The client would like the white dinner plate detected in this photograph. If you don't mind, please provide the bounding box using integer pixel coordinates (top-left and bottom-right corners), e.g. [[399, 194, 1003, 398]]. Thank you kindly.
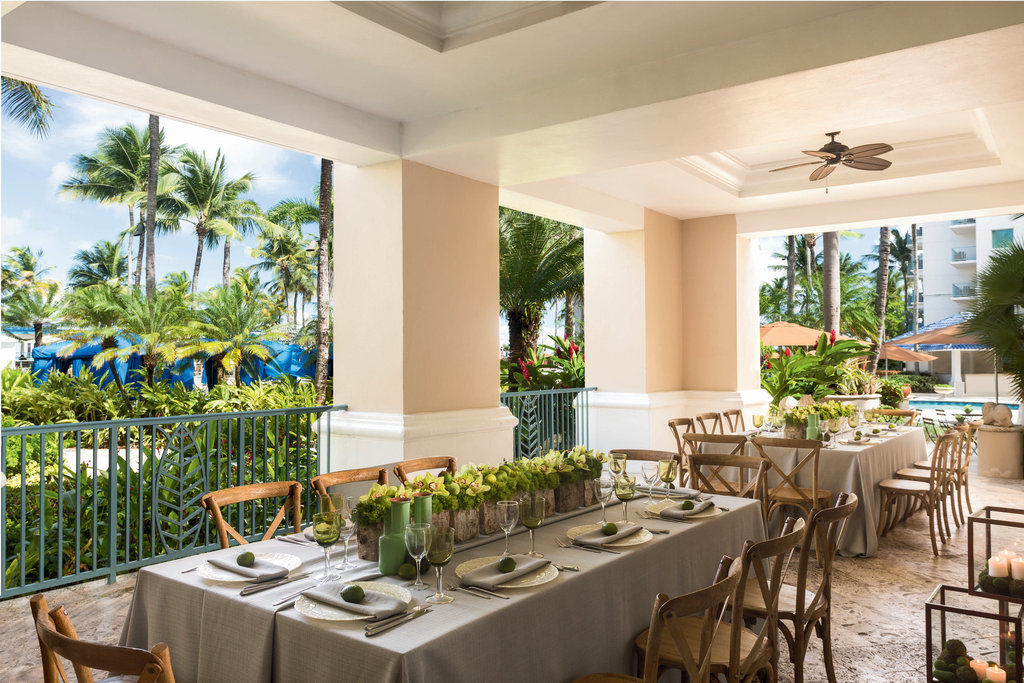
[[454, 555, 559, 589], [645, 499, 723, 519], [294, 581, 413, 622], [840, 439, 877, 446], [565, 523, 653, 548], [196, 552, 302, 583]]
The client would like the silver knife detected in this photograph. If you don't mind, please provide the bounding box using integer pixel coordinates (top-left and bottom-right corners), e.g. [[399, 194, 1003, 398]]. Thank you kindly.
[[458, 584, 509, 600], [365, 607, 431, 637], [363, 605, 429, 631], [239, 571, 313, 596]]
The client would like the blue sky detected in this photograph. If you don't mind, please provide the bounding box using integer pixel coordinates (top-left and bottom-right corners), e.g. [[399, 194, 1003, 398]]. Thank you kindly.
[[2, 86, 322, 292]]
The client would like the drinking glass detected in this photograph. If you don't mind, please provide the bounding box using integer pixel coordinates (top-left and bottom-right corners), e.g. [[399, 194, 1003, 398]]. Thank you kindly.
[[598, 474, 614, 523], [657, 458, 679, 501], [332, 495, 356, 569], [404, 523, 430, 591], [520, 495, 546, 558], [828, 418, 842, 448], [848, 411, 860, 429], [497, 500, 520, 558], [609, 452, 627, 478], [426, 525, 455, 605], [312, 509, 341, 582], [752, 414, 764, 432], [615, 475, 636, 523], [641, 462, 659, 503]]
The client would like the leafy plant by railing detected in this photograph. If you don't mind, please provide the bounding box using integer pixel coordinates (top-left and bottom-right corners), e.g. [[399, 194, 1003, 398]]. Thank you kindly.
[[760, 332, 870, 405], [501, 334, 585, 392]]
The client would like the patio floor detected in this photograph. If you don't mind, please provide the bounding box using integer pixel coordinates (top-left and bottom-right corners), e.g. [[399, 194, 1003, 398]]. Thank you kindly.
[[3, 461, 1022, 682]]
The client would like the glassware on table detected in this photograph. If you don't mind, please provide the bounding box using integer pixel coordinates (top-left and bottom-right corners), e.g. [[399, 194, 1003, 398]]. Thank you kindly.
[[497, 500, 520, 558], [609, 452, 627, 478], [404, 522, 430, 591], [641, 462, 659, 503], [828, 418, 842, 447], [520, 495, 546, 558], [657, 458, 679, 500], [312, 508, 341, 582], [598, 474, 614, 523], [772, 410, 786, 432], [752, 413, 764, 432], [330, 494, 357, 569], [614, 475, 636, 523], [426, 525, 455, 604], [848, 411, 860, 429]]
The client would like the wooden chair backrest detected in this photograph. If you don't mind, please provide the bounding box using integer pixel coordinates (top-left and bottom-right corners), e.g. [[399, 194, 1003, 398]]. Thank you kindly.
[[723, 409, 745, 432], [201, 481, 302, 549], [788, 493, 859, 621], [681, 433, 756, 493], [695, 412, 725, 435], [394, 457, 456, 484], [312, 467, 388, 498], [750, 436, 823, 513], [928, 432, 958, 490], [875, 409, 919, 426], [642, 556, 742, 682], [668, 418, 697, 457], [31, 594, 174, 683], [964, 419, 982, 463]]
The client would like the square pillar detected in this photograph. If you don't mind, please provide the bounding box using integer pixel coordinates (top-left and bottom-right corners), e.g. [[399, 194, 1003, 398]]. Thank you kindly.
[[329, 160, 516, 470]]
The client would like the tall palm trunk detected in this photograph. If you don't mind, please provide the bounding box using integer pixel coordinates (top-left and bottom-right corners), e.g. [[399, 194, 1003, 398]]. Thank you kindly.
[[134, 231, 145, 287], [191, 228, 206, 295], [868, 226, 891, 372], [101, 337, 133, 413], [507, 309, 541, 387], [822, 231, 840, 333], [563, 294, 574, 339], [222, 238, 231, 288], [145, 114, 160, 298], [293, 291, 299, 326], [33, 321, 43, 348], [126, 205, 135, 285], [786, 235, 796, 315], [901, 265, 909, 330], [314, 158, 333, 405], [911, 224, 919, 335]]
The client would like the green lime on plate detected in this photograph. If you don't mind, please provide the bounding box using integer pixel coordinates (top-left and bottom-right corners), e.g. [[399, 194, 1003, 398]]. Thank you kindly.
[[397, 563, 416, 580], [497, 557, 517, 573], [236, 551, 255, 567], [680, 500, 695, 511], [341, 584, 365, 603], [601, 522, 618, 536]]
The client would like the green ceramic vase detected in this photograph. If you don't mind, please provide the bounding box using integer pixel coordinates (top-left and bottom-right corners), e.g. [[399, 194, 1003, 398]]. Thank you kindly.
[[412, 492, 433, 525], [378, 497, 411, 575]]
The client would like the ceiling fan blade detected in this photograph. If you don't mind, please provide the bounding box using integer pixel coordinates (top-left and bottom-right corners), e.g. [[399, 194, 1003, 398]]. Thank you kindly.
[[802, 150, 836, 159], [768, 161, 823, 173], [842, 157, 892, 171], [810, 164, 835, 181], [844, 143, 893, 158]]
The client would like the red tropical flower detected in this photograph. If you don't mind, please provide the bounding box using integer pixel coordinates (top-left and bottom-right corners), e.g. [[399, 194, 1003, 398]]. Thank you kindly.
[[829, 329, 837, 345], [783, 347, 791, 357], [765, 361, 772, 369]]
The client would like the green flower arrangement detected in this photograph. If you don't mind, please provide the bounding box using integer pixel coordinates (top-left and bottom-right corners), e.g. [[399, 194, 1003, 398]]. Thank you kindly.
[[403, 472, 454, 510], [447, 465, 491, 510], [783, 401, 856, 426], [354, 483, 410, 525]]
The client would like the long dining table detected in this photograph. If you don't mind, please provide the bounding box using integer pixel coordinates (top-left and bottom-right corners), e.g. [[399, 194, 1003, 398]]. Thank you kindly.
[[120, 493, 765, 682]]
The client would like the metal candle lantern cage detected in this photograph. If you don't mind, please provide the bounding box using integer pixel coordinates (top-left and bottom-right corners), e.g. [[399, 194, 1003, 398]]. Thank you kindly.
[[925, 584, 1023, 682], [968, 506, 1024, 604]]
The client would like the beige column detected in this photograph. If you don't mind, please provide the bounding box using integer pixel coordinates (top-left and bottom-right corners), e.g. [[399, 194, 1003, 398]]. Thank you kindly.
[[586, 211, 767, 452], [330, 160, 516, 470]]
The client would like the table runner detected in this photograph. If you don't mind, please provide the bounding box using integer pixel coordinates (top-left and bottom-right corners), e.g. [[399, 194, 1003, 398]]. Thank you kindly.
[[121, 495, 764, 682]]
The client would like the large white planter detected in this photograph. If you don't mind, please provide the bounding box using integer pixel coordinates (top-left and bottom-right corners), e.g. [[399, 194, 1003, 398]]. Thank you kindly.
[[935, 386, 955, 396], [821, 394, 881, 412]]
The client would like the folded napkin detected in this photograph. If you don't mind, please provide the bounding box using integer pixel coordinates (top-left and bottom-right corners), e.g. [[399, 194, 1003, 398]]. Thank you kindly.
[[659, 499, 714, 521], [207, 555, 289, 582], [302, 581, 406, 620], [462, 555, 550, 590], [574, 522, 643, 547]]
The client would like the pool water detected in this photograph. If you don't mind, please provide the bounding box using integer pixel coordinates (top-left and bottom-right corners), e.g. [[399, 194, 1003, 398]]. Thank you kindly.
[[909, 399, 1019, 411]]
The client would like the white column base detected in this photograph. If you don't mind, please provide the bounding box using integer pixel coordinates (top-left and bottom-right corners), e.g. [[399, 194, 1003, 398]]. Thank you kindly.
[[589, 389, 771, 452], [326, 406, 518, 473]]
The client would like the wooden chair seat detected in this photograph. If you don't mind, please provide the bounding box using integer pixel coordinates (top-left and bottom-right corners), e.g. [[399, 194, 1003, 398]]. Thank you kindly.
[[896, 467, 932, 483], [635, 616, 761, 673], [768, 484, 833, 504], [741, 579, 816, 618], [913, 459, 935, 470], [878, 478, 930, 493]]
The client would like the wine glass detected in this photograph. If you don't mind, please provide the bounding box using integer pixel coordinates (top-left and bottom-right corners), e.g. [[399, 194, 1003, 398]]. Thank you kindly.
[[615, 475, 636, 523], [332, 495, 356, 569], [609, 452, 627, 478], [312, 508, 341, 582], [404, 522, 430, 591], [752, 414, 764, 433], [598, 474, 614, 523], [426, 525, 455, 605], [848, 411, 860, 430], [828, 418, 842, 448], [520, 495, 546, 558], [657, 458, 679, 501], [641, 462, 659, 503], [497, 500, 520, 558]]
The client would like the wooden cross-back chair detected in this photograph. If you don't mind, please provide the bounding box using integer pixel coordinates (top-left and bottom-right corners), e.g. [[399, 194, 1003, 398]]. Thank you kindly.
[[668, 418, 697, 457], [312, 466, 388, 499], [31, 594, 175, 683], [695, 412, 725, 435], [913, 421, 977, 526], [201, 481, 302, 549], [682, 433, 757, 494], [750, 436, 832, 532], [394, 456, 456, 484], [740, 493, 859, 683], [608, 449, 685, 486], [874, 408, 919, 426], [723, 409, 745, 433], [636, 518, 804, 682]]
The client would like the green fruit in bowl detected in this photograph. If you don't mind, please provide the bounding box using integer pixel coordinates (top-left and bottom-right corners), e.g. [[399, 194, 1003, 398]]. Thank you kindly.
[[497, 557, 517, 573], [341, 584, 365, 603], [681, 500, 695, 511], [601, 522, 618, 536], [397, 563, 416, 580], [236, 551, 255, 567]]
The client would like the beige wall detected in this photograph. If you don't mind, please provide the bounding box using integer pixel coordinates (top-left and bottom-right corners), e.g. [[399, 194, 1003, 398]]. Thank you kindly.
[[643, 209, 686, 393]]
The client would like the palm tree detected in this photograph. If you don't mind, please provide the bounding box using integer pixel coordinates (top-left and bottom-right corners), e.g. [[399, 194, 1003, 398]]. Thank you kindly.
[[160, 271, 192, 298], [164, 149, 262, 292], [180, 282, 285, 386], [911, 224, 920, 334], [786, 235, 797, 315], [822, 231, 840, 333], [499, 208, 583, 378], [316, 162, 334, 404], [67, 239, 129, 289], [2, 246, 55, 299], [885, 228, 914, 329], [1, 77, 53, 137], [965, 239, 1024, 404], [145, 114, 161, 298], [61, 285, 134, 410], [867, 226, 891, 372], [3, 286, 60, 346], [249, 226, 310, 324]]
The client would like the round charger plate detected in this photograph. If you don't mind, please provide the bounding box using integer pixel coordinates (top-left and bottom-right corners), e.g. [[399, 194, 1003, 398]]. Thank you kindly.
[[565, 523, 653, 548], [454, 555, 558, 589], [196, 552, 302, 583], [294, 581, 413, 622], [644, 499, 723, 519], [840, 439, 877, 446]]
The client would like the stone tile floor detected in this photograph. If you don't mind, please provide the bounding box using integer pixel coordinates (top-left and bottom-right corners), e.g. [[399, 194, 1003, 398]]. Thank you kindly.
[[2, 466, 1022, 682]]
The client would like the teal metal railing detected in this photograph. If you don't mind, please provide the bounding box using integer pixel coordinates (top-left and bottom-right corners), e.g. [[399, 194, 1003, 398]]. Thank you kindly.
[[1, 405, 345, 599], [500, 387, 595, 459]]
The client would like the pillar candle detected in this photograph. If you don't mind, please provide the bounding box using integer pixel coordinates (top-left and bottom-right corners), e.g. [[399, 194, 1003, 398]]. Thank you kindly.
[[970, 660, 990, 678], [986, 665, 1006, 683], [990, 556, 1010, 578], [1012, 557, 1024, 580]]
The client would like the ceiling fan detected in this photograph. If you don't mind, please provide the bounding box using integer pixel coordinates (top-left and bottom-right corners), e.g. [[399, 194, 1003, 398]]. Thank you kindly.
[[769, 132, 893, 181]]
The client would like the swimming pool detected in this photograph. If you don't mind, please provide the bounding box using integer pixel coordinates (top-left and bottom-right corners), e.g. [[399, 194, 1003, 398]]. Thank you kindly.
[[909, 399, 1019, 411]]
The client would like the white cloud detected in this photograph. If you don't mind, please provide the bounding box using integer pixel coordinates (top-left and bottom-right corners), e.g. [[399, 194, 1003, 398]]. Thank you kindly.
[[1, 210, 32, 243], [47, 161, 73, 193]]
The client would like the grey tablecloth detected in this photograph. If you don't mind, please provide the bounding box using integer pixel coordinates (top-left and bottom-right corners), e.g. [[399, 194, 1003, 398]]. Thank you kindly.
[[702, 427, 927, 557], [120, 496, 765, 682]]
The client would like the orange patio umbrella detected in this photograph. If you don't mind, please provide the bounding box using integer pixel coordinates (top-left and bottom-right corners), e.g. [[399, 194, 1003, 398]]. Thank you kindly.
[[890, 323, 980, 346], [760, 321, 847, 347], [877, 344, 938, 363]]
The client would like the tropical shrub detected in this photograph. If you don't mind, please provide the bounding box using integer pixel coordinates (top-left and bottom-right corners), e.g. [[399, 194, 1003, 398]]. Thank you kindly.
[[879, 379, 905, 408], [888, 373, 939, 393], [783, 401, 856, 426], [760, 332, 870, 405], [501, 334, 585, 392]]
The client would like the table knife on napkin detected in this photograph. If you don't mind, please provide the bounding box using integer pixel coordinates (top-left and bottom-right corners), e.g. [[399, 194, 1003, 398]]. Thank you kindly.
[[364, 607, 431, 637]]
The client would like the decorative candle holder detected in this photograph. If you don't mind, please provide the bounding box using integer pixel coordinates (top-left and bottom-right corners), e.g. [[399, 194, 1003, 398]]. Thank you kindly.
[[968, 506, 1024, 604], [926, 584, 1023, 682]]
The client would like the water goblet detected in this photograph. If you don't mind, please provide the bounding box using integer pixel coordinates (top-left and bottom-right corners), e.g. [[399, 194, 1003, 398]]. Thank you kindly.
[[609, 452, 627, 478], [641, 462, 659, 503], [828, 418, 842, 448], [331, 495, 356, 569], [615, 475, 636, 523], [520, 495, 546, 558], [848, 411, 860, 430], [404, 522, 430, 591], [657, 458, 679, 501], [598, 474, 614, 523], [312, 508, 341, 582], [497, 500, 520, 558], [752, 413, 764, 433], [426, 525, 455, 604]]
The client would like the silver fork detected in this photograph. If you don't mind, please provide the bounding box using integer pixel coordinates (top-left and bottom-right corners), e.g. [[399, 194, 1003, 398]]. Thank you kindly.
[[554, 538, 601, 553], [448, 583, 491, 599]]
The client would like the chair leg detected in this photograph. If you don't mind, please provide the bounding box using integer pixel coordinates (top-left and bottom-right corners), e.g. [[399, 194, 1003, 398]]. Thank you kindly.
[[926, 500, 939, 556], [963, 472, 973, 514], [877, 491, 890, 539], [818, 615, 838, 683], [940, 490, 952, 540]]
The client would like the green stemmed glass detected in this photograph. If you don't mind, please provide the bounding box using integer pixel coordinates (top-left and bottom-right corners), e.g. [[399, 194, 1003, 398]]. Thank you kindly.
[[312, 510, 341, 583], [615, 475, 636, 523], [426, 525, 455, 605], [521, 495, 546, 558], [657, 458, 679, 501]]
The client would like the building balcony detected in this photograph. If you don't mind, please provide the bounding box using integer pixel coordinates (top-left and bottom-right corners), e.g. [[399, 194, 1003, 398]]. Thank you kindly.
[[952, 282, 977, 299], [950, 218, 977, 234], [950, 246, 977, 265]]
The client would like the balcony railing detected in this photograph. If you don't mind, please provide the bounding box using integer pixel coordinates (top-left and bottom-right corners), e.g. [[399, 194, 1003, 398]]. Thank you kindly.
[[951, 246, 977, 262], [952, 283, 977, 298], [1, 405, 345, 599], [500, 387, 595, 460]]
